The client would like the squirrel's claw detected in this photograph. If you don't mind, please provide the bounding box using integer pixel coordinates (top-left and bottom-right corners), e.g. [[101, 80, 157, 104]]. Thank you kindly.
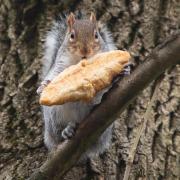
[[112, 63, 132, 84], [36, 85, 45, 95], [36, 80, 51, 95], [120, 63, 132, 76], [61, 122, 78, 140]]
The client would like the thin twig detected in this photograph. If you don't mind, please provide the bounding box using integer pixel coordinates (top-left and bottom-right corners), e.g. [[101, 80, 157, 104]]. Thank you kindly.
[[123, 75, 164, 180]]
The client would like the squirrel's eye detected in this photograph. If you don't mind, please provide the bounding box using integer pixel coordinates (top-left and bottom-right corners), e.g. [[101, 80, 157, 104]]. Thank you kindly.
[[69, 31, 75, 42], [70, 33, 75, 39], [94, 32, 98, 39]]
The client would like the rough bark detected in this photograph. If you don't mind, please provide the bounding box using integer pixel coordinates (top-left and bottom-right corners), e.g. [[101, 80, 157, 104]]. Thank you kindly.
[[0, 0, 179, 180], [29, 34, 180, 180]]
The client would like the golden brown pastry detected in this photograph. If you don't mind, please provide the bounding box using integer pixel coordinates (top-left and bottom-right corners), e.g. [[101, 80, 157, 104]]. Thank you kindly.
[[40, 50, 130, 105]]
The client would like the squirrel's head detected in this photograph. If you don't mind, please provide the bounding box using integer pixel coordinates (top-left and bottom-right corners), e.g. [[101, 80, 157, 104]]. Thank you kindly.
[[66, 12, 103, 59]]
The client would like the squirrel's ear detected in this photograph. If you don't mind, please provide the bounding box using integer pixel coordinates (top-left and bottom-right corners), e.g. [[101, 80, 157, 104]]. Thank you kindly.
[[90, 12, 96, 23], [67, 12, 75, 31]]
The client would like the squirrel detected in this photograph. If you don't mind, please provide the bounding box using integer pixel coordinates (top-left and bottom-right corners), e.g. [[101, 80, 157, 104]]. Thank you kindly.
[[37, 12, 130, 159]]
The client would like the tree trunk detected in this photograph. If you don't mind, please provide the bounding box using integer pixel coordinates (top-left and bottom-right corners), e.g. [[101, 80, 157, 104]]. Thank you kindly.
[[0, 1, 179, 179]]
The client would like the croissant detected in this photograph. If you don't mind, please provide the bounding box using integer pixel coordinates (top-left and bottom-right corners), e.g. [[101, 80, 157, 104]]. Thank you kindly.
[[40, 50, 130, 105]]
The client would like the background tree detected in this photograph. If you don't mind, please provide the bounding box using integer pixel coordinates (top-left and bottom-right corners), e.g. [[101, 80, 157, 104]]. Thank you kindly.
[[0, 0, 179, 179]]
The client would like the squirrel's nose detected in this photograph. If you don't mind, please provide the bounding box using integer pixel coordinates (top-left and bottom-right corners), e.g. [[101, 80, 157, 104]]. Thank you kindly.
[[80, 47, 89, 58]]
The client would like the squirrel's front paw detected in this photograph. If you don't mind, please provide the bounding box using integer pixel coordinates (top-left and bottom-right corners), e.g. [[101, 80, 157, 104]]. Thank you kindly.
[[121, 63, 132, 75], [36, 80, 51, 95], [61, 122, 78, 140]]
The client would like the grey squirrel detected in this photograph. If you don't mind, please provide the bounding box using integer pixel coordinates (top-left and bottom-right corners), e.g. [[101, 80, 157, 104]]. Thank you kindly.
[[37, 12, 130, 158]]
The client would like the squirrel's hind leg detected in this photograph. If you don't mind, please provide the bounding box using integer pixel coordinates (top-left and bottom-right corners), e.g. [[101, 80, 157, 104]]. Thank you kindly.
[[61, 122, 79, 140], [44, 128, 58, 151]]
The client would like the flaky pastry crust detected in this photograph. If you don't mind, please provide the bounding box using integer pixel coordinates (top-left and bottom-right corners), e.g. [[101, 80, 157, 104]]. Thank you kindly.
[[40, 50, 130, 105]]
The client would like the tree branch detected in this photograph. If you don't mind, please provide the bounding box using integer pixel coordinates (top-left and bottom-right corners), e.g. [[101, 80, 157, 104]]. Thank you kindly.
[[29, 33, 180, 180]]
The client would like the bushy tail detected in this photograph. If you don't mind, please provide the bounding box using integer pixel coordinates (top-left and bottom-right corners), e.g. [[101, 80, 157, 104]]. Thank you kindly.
[[42, 16, 67, 79], [98, 23, 117, 51]]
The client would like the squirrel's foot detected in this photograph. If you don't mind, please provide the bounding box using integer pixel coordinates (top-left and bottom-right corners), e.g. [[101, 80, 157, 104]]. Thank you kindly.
[[37, 80, 51, 95], [61, 122, 78, 140], [112, 63, 132, 84], [120, 63, 132, 76]]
